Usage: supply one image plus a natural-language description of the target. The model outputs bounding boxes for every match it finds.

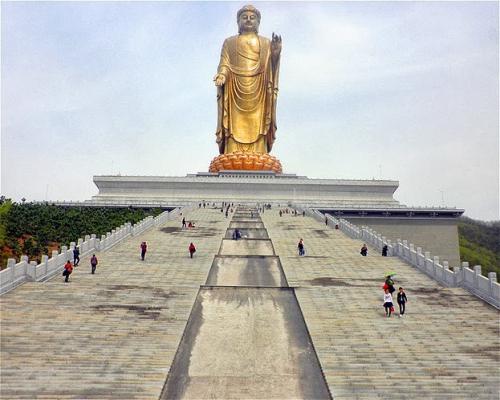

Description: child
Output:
[397,287,408,316]
[360,244,368,256]
[383,289,393,317]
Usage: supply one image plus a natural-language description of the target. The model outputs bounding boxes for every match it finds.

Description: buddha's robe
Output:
[216,32,280,154]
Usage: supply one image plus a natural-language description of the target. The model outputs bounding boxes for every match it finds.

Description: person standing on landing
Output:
[140,241,147,261]
[397,287,408,316]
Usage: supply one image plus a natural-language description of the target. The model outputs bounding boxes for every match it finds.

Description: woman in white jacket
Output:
[383,289,394,317]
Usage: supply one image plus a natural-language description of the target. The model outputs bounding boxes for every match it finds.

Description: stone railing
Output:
[0,208,182,295]
[293,206,499,309]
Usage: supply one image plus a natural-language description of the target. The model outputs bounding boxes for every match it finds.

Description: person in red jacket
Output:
[63,260,73,282]
[189,242,196,258]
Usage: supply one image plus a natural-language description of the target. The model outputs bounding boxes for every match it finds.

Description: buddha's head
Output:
[237,5,261,34]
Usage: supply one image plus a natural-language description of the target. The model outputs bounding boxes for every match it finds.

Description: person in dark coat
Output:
[382,245,388,257]
[397,287,408,316]
[360,244,368,256]
[182,217,186,229]
[73,246,80,266]
[140,242,147,261]
[385,275,396,294]
[297,238,305,256]
[90,254,98,274]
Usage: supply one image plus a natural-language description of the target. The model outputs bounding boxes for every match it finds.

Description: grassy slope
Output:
[0,203,164,268]
[458,217,500,276]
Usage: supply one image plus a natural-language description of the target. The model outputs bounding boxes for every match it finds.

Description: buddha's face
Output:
[238,11,259,33]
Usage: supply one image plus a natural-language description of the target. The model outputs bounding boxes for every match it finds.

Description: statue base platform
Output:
[89,171,463,266]
[91,171,403,208]
[209,152,282,173]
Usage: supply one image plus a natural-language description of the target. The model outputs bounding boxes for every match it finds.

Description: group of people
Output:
[181,218,195,229]
[359,244,389,257]
[62,252,98,282]
[382,275,408,317]
[139,240,197,260]
[279,208,305,217]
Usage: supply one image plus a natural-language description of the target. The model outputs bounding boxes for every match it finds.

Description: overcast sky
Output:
[1,1,498,220]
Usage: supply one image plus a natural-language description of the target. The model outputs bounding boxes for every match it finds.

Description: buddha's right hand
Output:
[214,73,226,86]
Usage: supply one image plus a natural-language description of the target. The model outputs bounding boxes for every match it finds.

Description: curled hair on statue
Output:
[237,4,261,23]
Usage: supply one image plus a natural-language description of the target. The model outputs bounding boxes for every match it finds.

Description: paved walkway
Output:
[1,207,499,399]
[0,208,229,399]
[261,210,500,399]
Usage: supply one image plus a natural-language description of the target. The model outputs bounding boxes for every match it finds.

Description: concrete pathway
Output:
[261,210,500,399]
[0,208,228,399]
[161,208,331,399]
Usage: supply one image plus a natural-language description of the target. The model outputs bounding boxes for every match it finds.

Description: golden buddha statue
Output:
[209,5,283,173]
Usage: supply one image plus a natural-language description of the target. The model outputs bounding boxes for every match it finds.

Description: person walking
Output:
[297,238,305,256]
[385,275,396,294]
[63,260,73,283]
[232,229,241,240]
[182,217,186,229]
[325,217,328,226]
[397,287,408,316]
[382,245,388,257]
[90,254,98,274]
[383,289,394,317]
[73,246,80,266]
[140,241,147,261]
[360,244,368,256]
[189,242,196,258]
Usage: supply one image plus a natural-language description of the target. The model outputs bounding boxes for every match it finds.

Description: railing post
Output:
[20,255,29,276]
[488,272,497,297]
[27,261,37,280]
[409,244,416,265]
[41,255,49,277]
[473,265,482,289]
[7,258,16,283]
[61,246,69,262]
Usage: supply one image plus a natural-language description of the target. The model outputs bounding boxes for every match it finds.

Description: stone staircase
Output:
[261,210,500,399]
[0,207,229,399]
[1,206,498,399]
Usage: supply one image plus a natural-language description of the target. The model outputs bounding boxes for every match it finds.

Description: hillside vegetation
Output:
[458,216,500,276]
[0,200,164,268]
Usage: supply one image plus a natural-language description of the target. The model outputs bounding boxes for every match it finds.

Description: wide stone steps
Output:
[0,208,229,399]
[261,210,499,399]
[1,206,498,399]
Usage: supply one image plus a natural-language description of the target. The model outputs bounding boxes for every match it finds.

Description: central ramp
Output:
[206,256,287,287]
[161,206,331,399]
[161,287,330,399]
